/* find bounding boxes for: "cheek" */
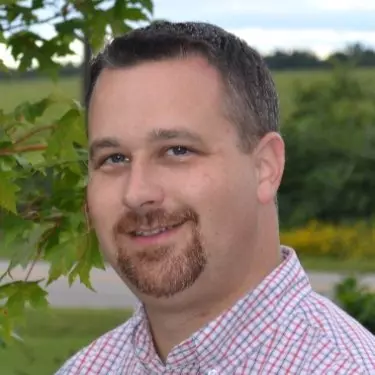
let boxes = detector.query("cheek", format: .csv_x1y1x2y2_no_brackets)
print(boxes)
193,165,257,245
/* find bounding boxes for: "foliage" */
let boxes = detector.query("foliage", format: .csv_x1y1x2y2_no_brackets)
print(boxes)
0,0,153,345
278,65,375,227
0,0,153,69
265,42,375,70
334,277,375,334
280,220,375,259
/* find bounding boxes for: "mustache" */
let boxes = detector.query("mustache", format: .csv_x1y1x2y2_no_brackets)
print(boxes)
114,208,199,235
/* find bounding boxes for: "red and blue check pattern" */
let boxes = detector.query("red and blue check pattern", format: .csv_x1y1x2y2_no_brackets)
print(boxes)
55,247,375,374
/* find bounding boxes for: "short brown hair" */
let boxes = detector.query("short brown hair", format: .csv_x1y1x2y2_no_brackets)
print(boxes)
87,21,279,151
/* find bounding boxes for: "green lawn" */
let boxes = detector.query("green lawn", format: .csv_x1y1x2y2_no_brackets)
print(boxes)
0,68,374,122
0,308,133,375
0,76,81,125
299,256,375,274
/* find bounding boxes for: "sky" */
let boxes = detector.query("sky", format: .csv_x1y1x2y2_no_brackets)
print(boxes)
0,0,374,67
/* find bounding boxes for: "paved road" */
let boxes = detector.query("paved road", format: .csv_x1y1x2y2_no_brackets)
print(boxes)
1,261,375,309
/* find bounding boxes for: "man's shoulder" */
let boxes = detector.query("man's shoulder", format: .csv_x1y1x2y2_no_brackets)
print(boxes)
295,291,375,372
54,314,136,374
300,290,375,342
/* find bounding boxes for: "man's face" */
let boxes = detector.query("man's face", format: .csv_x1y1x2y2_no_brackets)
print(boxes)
87,56,265,299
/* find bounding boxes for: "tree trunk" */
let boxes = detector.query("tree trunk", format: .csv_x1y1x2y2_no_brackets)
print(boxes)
82,36,92,107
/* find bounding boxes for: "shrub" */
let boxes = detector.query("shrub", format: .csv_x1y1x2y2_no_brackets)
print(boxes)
278,66,375,228
280,220,375,259
334,277,375,334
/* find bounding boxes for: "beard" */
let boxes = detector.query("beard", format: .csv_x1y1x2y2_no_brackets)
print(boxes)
113,207,207,298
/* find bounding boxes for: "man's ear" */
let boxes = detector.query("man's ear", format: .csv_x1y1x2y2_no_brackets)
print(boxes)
254,132,285,205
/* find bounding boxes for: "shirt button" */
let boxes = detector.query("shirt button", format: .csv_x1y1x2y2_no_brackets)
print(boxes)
207,370,219,375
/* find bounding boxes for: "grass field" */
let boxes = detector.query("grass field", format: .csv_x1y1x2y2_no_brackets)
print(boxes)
0,68,374,123
299,256,375,273
0,308,133,375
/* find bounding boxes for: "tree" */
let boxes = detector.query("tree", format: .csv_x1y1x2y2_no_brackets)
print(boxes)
0,0,153,345
334,276,375,334
278,65,375,228
264,50,325,70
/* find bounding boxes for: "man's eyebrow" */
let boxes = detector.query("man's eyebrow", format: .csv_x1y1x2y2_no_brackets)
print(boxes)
147,128,204,144
89,137,121,159
88,129,203,159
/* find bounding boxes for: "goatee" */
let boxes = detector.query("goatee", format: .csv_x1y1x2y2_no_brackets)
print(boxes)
113,207,207,298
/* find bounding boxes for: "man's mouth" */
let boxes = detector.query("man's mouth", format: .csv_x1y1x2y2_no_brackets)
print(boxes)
130,223,182,238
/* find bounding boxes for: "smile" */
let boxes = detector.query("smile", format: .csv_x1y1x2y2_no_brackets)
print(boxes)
127,222,186,245
134,226,172,237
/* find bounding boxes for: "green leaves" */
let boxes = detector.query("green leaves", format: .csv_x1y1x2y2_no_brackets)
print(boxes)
8,31,44,71
0,0,154,347
68,230,105,290
31,0,44,9
13,96,55,124
44,226,104,290
55,18,85,35
109,0,151,37
48,107,86,150
45,106,86,175
0,281,48,342
334,277,375,334
1,0,153,76
0,170,19,213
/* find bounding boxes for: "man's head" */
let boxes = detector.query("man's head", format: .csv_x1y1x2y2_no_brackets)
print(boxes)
86,21,285,303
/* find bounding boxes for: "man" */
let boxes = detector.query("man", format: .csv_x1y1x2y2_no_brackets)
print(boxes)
56,21,375,374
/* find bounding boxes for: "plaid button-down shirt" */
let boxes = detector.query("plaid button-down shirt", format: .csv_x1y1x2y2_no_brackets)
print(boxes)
55,247,375,374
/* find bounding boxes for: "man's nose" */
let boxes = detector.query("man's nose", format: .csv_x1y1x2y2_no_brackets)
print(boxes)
121,162,165,211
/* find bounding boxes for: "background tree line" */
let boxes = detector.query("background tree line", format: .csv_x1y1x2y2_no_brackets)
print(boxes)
1,42,375,80
266,43,375,70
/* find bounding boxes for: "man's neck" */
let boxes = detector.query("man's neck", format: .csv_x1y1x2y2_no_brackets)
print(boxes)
143,244,283,362
145,298,225,362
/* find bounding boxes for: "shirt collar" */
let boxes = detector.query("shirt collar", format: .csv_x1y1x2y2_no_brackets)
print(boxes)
130,246,312,372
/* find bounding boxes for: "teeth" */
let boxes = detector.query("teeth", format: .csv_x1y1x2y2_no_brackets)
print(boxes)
135,227,168,237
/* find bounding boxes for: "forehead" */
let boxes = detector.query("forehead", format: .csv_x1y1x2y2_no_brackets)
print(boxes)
91,55,222,101
86,56,241,154
89,57,226,128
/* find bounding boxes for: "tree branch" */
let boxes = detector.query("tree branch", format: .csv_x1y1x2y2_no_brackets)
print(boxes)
13,125,55,146
24,249,41,282
74,31,85,43
24,220,61,281
0,144,46,156
22,211,63,224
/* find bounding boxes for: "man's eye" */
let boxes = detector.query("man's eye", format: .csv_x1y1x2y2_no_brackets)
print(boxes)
165,146,192,157
102,153,127,165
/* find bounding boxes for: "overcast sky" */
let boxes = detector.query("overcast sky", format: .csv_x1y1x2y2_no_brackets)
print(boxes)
1,0,374,67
